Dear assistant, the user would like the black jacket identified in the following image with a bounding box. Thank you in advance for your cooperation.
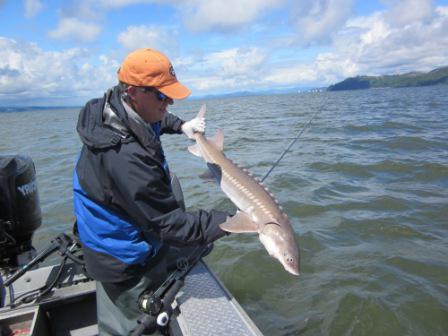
[74,86,228,282]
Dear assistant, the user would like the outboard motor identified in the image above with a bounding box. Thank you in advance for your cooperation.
[0,155,41,272]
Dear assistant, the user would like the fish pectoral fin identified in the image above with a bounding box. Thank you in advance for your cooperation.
[199,169,215,181]
[208,129,224,151]
[187,143,202,157]
[220,212,258,233]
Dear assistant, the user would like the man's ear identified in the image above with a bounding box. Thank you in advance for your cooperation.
[127,86,138,101]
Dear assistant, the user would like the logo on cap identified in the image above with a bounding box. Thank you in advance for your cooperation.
[169,65,176,78]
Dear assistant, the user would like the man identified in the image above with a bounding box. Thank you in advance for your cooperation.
[73,48,230,335]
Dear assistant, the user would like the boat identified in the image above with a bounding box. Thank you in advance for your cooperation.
[0,155,263,335]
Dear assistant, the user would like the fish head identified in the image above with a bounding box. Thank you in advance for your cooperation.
[259,221,300,276]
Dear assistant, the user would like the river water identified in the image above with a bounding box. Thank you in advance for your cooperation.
[1,86,447,335]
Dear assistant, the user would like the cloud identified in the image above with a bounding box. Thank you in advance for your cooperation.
[0,37,119,105]
[438,6,448,15]
[264,64,318,85]
[351,5,447,72]
[56,0,283,34]
[58,0,177,21]
[179,0,283,32]
[97,0,156,8]
[117,25,177,53]
[176,47,267,92]
[24,0,43,18]
[203,48,266,76]
[383,0,434,27]
[263,52,359,86]
[289,0,354,44]
[48,17,102,42]
[59,0,151,20]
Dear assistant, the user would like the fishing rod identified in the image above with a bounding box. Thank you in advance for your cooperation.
[261,96,325,183]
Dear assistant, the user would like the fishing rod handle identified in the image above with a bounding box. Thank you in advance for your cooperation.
[162,279,184,306]
[129,315,156,336]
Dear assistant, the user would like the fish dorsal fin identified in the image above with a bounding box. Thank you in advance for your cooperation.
[220,211,258,233]
[196,104,206,119]
[187,143,202,157]
[208,129,224,151]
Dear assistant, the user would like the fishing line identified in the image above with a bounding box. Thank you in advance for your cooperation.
[261,93,327,183]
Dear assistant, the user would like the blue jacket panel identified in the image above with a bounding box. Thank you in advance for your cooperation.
[73,170,159,266]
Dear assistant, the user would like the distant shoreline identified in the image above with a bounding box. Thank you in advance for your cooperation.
[0,106,81,113]
[327,66,448,91]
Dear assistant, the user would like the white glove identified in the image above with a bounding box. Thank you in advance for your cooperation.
[182,117,205,139]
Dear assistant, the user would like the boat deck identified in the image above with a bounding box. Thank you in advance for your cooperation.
[0,261,263,335]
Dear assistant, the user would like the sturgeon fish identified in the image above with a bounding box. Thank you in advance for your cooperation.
[187,105,300,275]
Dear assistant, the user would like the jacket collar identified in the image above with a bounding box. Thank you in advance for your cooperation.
[104,86,160,148]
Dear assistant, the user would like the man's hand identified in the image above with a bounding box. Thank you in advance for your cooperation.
[182,117,205,139]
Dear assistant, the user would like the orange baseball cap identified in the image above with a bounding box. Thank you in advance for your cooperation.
[117,48,191,100]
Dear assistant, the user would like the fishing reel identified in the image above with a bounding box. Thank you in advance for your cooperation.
[138,291,164,317]
[133,285,180,336]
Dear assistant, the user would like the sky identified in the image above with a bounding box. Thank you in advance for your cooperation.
[0,0,447,106]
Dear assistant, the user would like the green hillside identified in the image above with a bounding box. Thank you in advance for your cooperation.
[327,66,448,91]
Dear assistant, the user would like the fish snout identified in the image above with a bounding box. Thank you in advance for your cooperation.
[283,251,300,276]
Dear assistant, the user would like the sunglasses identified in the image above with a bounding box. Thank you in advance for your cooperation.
[137,87,169,102]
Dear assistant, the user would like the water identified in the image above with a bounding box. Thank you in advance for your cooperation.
[1,86,448,335]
